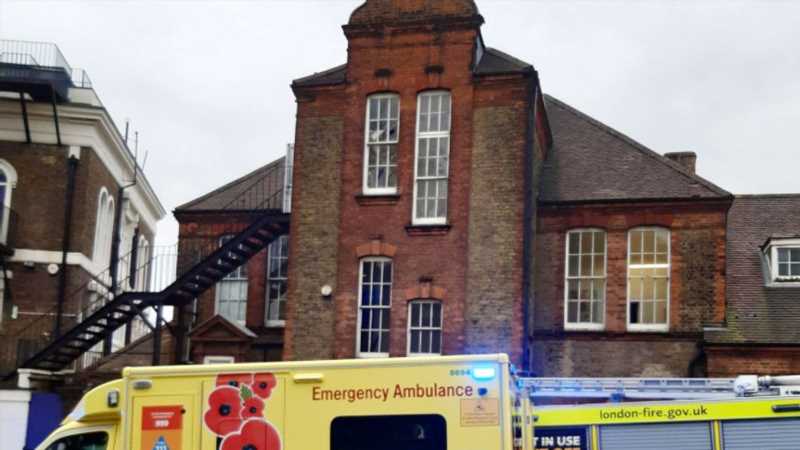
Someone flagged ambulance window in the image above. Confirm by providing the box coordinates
[599,422,712,450]
[45,432,108,450]
[331,414,446,450]
[721,417,800,449]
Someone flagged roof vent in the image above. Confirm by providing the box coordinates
[664,151,697,174]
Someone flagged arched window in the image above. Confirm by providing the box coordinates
[407,300,442,356]
[357,257,392,357]
[135,235,150,291]
[92,188,115,275]
[0,159,18,244]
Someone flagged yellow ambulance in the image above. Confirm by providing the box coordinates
[532,396,800,450]
[36,354,525,450]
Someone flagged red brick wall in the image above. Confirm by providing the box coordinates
[532,201,728,376]
[707,346,800,377]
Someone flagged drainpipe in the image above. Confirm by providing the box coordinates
[521,73,540,373]
[55,148,80,338]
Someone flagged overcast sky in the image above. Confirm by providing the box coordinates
[2,0,799,246]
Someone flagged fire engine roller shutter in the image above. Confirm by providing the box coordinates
[721,418,800,450]
[599,422,713,450]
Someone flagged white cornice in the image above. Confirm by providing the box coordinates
[0,100,166,231]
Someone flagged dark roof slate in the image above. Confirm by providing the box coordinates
[539,95,731,203]
[175,157,285,212]
[293,46,533,87]
[706,195,800,345]
[292,64,347,88]
[474,47,533,76]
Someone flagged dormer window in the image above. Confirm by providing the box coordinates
[764,238,800,282]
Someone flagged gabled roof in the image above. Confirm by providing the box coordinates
[706,195,800,345]
[175,157,285,212]
[188,314,257,341]
[539,95,731,203]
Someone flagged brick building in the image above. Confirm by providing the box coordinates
[0,41,165,377]
[705,195,800,376]
[164,0,797,379]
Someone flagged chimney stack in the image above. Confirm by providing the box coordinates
[664,151,697,174]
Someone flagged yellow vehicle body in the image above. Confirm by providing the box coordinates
[532,396,800,450]
[37,354,521,450]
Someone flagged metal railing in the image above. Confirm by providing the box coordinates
[0,39,92,89]
[0,40,71,73]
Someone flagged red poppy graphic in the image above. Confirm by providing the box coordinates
[217,373,254,389]
[252,373,277,399]
[241,396,264,419]
[204,386,243,436]
[221,419,281,450]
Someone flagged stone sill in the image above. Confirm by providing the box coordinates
[355,193,401,206]
[405,223,452,236]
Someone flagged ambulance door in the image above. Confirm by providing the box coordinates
[199,374,286,450]
[131,395,195,450]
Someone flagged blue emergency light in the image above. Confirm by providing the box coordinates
[472,366,496,381]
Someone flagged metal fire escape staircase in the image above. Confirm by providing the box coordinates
[2,154,294,377]
[19,213,288,372]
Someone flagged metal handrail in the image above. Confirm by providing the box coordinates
[0,40,71,73]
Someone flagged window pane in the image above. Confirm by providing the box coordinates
[631,231,642,255]
[381,309,390,329]
[431,330,442,354]
[567,301,578,323]
[593,254,605,276]
[656,230,669,254]
[655,301,667,324]
[580,255,592,277]
[579,280,590,300]
[410,330,420,353]
[567,279,579,300]
[568,255,579,277]
[422,303,431,327]
[791,263,800,276]
[593,232,605,253]
[591,300,603,323]
[421,330,431,353]
[790,248,800,261]
[411,304,420,326]
[779,263,789,277]
[630,302,640,324]
[361,310,370,329]
[568,233,580,254]
[579,302,591,322]
[580,232,592,254]
[643,230,655,253]
[432,303,441,326]
[370,331,380,352]
[360,332,370,352]
[380,331,390,353]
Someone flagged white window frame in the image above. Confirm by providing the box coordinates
[363,93,400,195]
[627,227,671,332]
[412,91,452,225]
[563,229,607,331]
[356,257,393,358]
[769,239,800,283]
[215,234,248,325]
[406,299,443,356]
[0,159,17,245]
[265,234,289,327]
[203,355,235,365]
